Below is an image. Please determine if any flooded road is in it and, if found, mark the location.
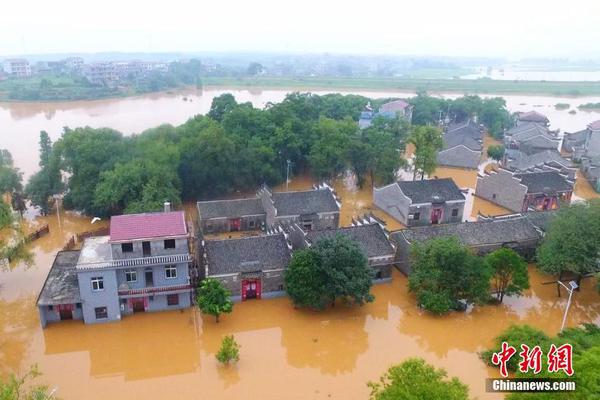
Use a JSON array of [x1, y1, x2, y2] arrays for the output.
[[2, 87, 600, 179], [2, 173, 600, 400]]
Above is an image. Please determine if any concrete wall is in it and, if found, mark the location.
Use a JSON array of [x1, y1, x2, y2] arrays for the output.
[[38, 304, 83, 328], [585, 128, 600, 155], [77, 269, 121, 324], [406, 201, 464, 227], [116, 262, 190, 289], [200, 215, 266, 234], [475, 170, 527, 212], [275, 212, 339, 230], [373, 184, 410, 225], [120, 292, 191, 315], [212, 270, 285, 298], [258, 188, 277, 227], [110, 237, 188, 260]]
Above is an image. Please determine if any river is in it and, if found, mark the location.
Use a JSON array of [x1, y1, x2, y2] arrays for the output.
[[2, 87, 600, 179], [1, 88, 600, 399]]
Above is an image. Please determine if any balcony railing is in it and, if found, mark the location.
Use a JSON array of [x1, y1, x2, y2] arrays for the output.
[[77, 253, 193, 271], [118, 283, 192, 297]]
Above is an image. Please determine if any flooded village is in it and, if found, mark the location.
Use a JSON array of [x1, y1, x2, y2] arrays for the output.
[[1, 89, 600, 400]]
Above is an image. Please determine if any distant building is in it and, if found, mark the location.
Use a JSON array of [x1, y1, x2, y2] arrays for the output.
[[562, 120, 600, 160], [516, 111, 549, 126], [503, 122, 560, 155], [437, 120, 483, 170], [82, 62, 118, 86], [475, 169, 573, 213], [197, 197, 266, 234], [359, 99, 413, 128], [37, 206, 193, 327], [503, 149, 578, 180], [391, 215, 544, 275], [287, 216, 396, 281], [373, 178, 466, 227], [2, 59, 31, 77], [63, 57, 84, 71], [201, 233, 291, 301]]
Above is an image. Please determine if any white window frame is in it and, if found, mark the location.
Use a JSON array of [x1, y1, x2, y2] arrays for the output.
[[91, 276, 104, 291], [125, 270, 137, 283], [165, 265, 177, 279]]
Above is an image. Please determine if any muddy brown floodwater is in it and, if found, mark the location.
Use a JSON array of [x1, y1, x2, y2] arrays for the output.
[[2, 172, 600, 400]]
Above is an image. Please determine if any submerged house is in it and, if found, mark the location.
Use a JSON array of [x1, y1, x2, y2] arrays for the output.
[[437, 121, 483, 170], [475, 169, 574, 213], [359, 99, 413, 129], [373, 178, 466, 227], [516, 111, 550, 126], [258, 184, 341, 231], [503, 122, 560, 155], [503, 149, 578, 180], [37, 207, 193, 327], [201, 233, 291, 301], [562, 120, 600, 192], [391, 215, 543, 275], [197, 197, 266, 234], [287, 215, 396, 281]]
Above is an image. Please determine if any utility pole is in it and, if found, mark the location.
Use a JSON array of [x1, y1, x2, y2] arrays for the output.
[[557, 280, 578, 333], [286, 159, 291, 190]]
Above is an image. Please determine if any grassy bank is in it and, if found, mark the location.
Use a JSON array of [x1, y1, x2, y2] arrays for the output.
[[201, 76, 600, 96]]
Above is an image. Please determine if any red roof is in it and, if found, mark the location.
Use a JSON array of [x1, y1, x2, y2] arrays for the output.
[[109, 211, 187, 242], [589, 120, 600, 130]]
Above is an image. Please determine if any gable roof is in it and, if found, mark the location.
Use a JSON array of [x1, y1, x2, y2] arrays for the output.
[[446, 120, 483, 139], [514, 171, 573, 194], [506, 124, 553, 142], [379, 99, 411, 113], [397, 178, 465, 204], [517, 111, 549, 124], [391, 216, 541, 247], [197, 198, 265, 220], [443, 132, 483, 151], [110, 211, 187, 242], [273, 188, 339, 216], [204, 234, 291, 275], [305, 224, 395, 258], [437, 145, 481, 169], [37, 251, 82, 306], [506, 150, 574, 171]]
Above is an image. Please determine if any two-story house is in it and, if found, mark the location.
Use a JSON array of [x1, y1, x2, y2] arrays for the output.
[[197, 197, 266, 234], [37, 208, 193, 327], [373, 178, 466, 227]]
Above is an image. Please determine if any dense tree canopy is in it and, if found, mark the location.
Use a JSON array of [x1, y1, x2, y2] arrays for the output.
[[485, 248, 529, 303], [196, 278, 233, 323], [0, 149, 22, 196], [24, 131, 63, 214], [408, 237, 492, 314], [285, 234, 374, 310], [408, 125, 443, 180]]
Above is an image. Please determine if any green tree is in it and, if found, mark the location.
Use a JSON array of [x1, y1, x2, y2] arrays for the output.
[[368, 358, 469, 400], [537, 201, 600, 287], [481, 325, 551, 372], [308, 118, 353, 179], [408, 237, 491, 314], [0, 149, 23, 195], [485, 248, 529, 303], [285, 234, 374, 310], [479, 97, 512, 138], [486, 144, 505, 161], [216, 335, 240, 364], [0, 200, 12, 229], [408, 125, 443, 180], [409, 93, 449, 125], [208, 93, 238, 122], [25, 131, 64, 214], [196, 278, 233, 323], [0, 365, 57, 400]]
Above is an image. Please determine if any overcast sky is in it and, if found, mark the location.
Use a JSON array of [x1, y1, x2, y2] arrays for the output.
[[2, 0, 600, 59]]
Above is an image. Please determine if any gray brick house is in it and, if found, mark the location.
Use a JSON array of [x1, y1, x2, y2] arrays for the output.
[[258, 183, 341, 230], [373, 178, 466, 227], [37, 208, 193, 327], [503, 149, 578, 180], [437, 120, 483, 170], [286, 216, 396, 281], [391, 215, 543, 275], [475, 169, 574, 213], [201, 233, 291, 301], [197, 197, 266, 234], [503, 122, 560, 155]]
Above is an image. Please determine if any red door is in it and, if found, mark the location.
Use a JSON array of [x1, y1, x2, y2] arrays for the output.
[[230, 218, 241, 231], [132, 298, 146, 312], [57, 304, 74, 320], [242, 279, 262, 300], [431, 208, 443, 224]]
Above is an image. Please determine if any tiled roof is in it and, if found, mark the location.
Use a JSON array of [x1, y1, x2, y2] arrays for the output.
[[437, 146, 481, 169], [506, 150, 574, 171], [397, 178, 465, 204], [110, 211, 187, 242], [197, 198, 265, 220], [518, 111, 549, 123], [514, 171, 573, 194], [37, 251, 81, 305], [273, 189, 339, 216], [305, 224, 395, 258], [446, 120, 482, 139], [524, 211, 558, 232], [204, 234, 291, 275], [379, 99, 410, 112], [443, 132, 483, 151], [391, 216, 541, 247]]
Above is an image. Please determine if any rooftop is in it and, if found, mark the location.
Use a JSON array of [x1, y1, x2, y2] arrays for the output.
[[273, 188, 339, 216], [437, 146, 481, 170], [197, 198, 265, 220], [445, 120, 482, 140], [589, 120, 600, 130], [379, 99, 411, 113], [514, 171, 573, 194], [76, 236, 113, 267], [517, 111, 549, 123], [204, 234, 291, 276], [110, 210, 187, 242], [443, 132, 482, 151], [506, 150, 574, 171], [37, 251, 81, 306], [305, 224, 395, 258], [397, 178, 465, 204]]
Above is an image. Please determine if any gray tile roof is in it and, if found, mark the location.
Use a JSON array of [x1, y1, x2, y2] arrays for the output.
[[204, 234, 291, 275], [443, 132, 483, 151], [305, 224, 395, 258], [197, 198, 265, 220], [37, 251, 81, 306], [273, 189, 339, 216], [446, 120, 483, 140], [507, 125, 553, 142], [506, 150, 574, 171], [397, 178, 465, 204], [391, 216, 541, 247], [524, 211, 557, 232], [514, 171, 573, 194], [562, 129, 588, 152], [517, 111, 549, 124], [437, 146, 481, 169]]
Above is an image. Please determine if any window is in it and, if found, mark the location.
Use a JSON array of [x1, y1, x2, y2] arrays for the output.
[[121, 243, 133, 253], [413, 212, 420, 220], [278, 284, 284, 291], [249, 220, 256, 228], [125, 270, 137, 283], [76, 303, 82, 309], [375, 271, 383, 280], [167, 294, 179, 306], [206, 222, 213, 231], [142, 241, 151, 257], [95, 307, 108, 319], [165, 265, 177, 279], [164, 239, 176, 249], [492, 193, 497, 199], [91, 277, 104, 291], [48, 305, 53, 311], [452, 208, 459, 217], [149, 296, 154, 301]]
